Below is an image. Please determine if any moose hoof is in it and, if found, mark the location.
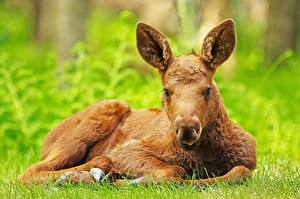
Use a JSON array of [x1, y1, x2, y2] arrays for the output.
[[55, 168, 106, 185], [128, 177, 145, 185], [90, 168, 106, 182]]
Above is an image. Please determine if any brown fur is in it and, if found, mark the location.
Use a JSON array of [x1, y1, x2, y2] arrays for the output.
[[19, 19, 256, 185]]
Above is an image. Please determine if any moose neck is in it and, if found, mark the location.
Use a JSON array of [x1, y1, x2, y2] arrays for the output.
[[198, 83, 232, 148], [211, 84, 230, 126]]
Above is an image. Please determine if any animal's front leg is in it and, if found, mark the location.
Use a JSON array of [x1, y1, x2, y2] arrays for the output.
[[111, 141, 186, 177], [148, 165, 187, 179], [114, 165, 187, 186], [115, 165, 252, 186], [114, 156, 187, 186]]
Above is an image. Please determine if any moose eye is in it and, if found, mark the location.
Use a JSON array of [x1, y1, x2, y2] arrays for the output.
[[163, 88, 171, 98], [203, 87, 212, 99]]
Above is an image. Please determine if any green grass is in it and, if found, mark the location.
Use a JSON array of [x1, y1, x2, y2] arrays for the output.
[[1, 155, 299, 198], [1, 5, 300, 199]]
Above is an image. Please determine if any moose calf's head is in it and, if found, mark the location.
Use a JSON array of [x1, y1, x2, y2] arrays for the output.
[[136, 19, 235, 150]]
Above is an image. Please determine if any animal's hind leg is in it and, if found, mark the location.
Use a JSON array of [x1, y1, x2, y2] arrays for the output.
[[19, 100, 130, 184], [19, 156, 115, 184]]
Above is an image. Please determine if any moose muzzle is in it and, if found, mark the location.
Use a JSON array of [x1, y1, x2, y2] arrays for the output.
[[175, 115, 202, 149]]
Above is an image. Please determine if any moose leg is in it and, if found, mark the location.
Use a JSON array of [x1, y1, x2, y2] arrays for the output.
[[19, 100, 130, 184], [161, 165, 252, 186], [189, 165, 252, 185], [19, 156, 114, 184], [112, 152, 188, 186], [115, 165, 251, 186]]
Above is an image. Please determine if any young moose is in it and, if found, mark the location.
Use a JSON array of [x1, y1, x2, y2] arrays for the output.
[[20, 19, 256, 185]]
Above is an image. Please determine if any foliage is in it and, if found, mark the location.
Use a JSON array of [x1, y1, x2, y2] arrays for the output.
[[0, 5, 300, 199]]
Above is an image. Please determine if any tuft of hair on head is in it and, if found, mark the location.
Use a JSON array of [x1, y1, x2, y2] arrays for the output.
[[186, 49, 198, 56]]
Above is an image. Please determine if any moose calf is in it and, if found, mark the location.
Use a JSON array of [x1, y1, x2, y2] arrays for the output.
[[20, 19, 256, 186]]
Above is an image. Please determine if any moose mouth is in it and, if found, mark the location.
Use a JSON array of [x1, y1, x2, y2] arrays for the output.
[[179, 142, 199, 151]]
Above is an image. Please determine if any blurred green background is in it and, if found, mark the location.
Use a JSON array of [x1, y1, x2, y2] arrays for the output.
[[0, 0, 300, 198]]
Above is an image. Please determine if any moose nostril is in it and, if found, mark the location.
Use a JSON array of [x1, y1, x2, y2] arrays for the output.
[[194, 127, 200, 134], [180, 126, 199, 135], [179, 128, 194, 140], [181, 126, 193, 134]]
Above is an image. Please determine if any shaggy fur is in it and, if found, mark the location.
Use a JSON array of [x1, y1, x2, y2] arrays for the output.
[[19, 19, 256, 185]]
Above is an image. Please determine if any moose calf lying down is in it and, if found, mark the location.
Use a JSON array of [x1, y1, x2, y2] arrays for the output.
[[20, 19, 256, 186]]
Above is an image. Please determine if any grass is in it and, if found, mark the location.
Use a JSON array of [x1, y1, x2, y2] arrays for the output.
[[0, 155, 299, 198], [0, 5, 300, 199]]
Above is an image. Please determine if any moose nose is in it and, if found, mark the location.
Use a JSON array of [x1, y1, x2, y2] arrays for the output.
[[174, 115, 201, 133], [176, 126, 199, 137], [176, 125, 202, 147], [174, 115, 202, 147]]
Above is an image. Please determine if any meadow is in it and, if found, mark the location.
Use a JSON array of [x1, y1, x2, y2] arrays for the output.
[[0, 6, 300, 199]]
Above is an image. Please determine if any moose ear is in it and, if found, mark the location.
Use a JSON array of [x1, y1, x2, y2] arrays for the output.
[[136, 22, 172, 71], [200, 19, 236, 70]]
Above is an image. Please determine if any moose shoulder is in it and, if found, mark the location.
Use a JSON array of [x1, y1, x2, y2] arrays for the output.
[[19, 19, 256, 185]]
